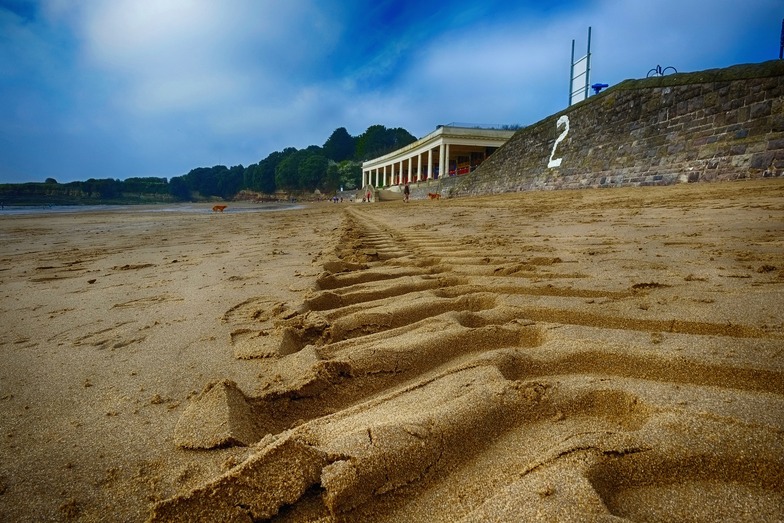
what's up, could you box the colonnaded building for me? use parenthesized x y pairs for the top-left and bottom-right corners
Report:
(361, 124), (516, 189)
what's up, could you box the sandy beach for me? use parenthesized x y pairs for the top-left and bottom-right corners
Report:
(1, 180), (782, 522)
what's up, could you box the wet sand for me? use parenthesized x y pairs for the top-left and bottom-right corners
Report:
(0, 181), (782, 522)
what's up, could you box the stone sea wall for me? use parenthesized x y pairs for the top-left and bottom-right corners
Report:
(447, 60), (784, 198)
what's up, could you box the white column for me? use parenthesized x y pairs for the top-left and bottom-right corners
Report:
(428, 148), (433, 180)
(445, 144), (451, 176)
(438, 144), (445, 179)
(362, 170), (366, 187)
(417, 153), (422, 181)
(382, 165), (387, 187)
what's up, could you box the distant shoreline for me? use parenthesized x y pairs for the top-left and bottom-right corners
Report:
(0, 201), (302, 216)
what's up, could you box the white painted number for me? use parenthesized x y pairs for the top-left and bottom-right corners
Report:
(548, 115), (569, 168)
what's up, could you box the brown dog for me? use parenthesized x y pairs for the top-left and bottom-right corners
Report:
(427, 193), (441, 200)
(212, 205), (227, 212)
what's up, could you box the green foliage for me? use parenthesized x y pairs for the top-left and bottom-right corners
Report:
(354, 124), (385, 160)
(325, 163), (341, 192)
(322, 160), (362, 192)
(83, 178), (122, 199)
(219, 165), (244, 199)
(298, 154), (328, 189)
(354, 125), (416, 161)
(172, 164), (242, 200)
(182, 167), (217, 197)
(255, 158), (277, 194)
(2, 123), (416, 202)
(242, 163), (260, 192)
(273, 148), (330, 192)
(123, 177), (169, 195)
(0, 177), (175, 205)
(244, 149), (293, 195)
(274, 149), (304, 191)
(168, 177), (191, 200)
(323, 127), (356, 162)
(339, 161), (362, 190)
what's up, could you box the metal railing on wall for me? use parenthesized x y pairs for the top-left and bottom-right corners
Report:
(569, 27), (592, 106)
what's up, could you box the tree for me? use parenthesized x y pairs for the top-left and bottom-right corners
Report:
(88, 178), (121, 199)
(354, 124), (387, 161)
(338, 161), (362, 190)
(256, 151), (287, 194)
(323, 127), (355, 162)
(274, 149), (329, 192)
(275, 150), (302, 191)
(325, 163), (341, 192)
(177, 165), (242, 199)
(244, 148), (295, 194)
(169, 176), (191, 200)
(256, 159), (277, 194)
(243, 163), (260, 191)
(123, 177), (168, 195)
(390, 127), (417, 150)
(183, 167), (216, 197)
(298, 153), (328, 190)
(207, 165), (229, 197)
(217, 164), (244, 199)
(354, 125), (417, 160)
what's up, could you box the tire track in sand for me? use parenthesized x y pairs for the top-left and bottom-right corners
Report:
(155, 204), (784, 522)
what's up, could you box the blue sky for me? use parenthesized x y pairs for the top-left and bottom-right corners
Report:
(0, 0), (781, 183)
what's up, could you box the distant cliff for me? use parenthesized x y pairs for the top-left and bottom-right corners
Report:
(446, 60), (784, 197)
(0, 178), (174, 206)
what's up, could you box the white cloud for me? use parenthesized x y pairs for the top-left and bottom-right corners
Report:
(1, 0), (780, 183)
(65, 0), (338, 115)
(588, 0), (782, 81)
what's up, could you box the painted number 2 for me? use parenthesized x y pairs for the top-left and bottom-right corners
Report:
(548, 115), (569, 168)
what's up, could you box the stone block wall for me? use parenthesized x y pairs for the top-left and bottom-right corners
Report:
(451, 60), (784, 198)
(406, 177), (459, 201)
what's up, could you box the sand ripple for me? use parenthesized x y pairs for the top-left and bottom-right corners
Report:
(154, 182), (784, 522)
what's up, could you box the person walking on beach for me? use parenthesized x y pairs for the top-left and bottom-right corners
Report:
(403, 183), (410, 203)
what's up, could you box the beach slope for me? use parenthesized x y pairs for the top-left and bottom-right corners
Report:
(1, 183), (782, 521)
